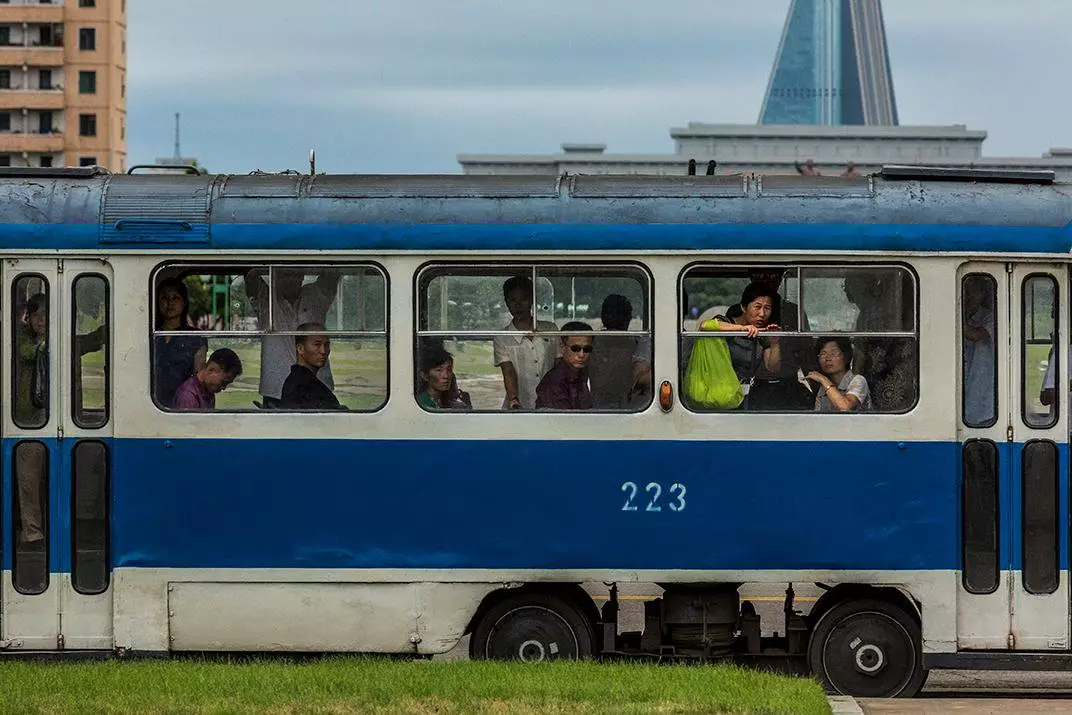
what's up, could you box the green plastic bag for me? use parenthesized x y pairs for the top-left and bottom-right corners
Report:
(684, 334), (744, 410)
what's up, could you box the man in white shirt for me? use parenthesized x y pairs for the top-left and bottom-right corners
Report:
(246, 268), (340, 406)
(492, 275), (558, 410)
(1039, 342), (1071, 408)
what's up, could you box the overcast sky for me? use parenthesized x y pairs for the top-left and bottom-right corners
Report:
(127, 1), (1072, 173)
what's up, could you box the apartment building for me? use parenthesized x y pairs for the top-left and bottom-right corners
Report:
(0, 0), (125, 171)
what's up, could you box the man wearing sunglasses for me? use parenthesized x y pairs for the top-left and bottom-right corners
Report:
(536, 321), (595, 410)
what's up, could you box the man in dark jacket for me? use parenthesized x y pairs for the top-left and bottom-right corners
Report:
(536, 321), (594, 410)
(280, 323), (343, 410)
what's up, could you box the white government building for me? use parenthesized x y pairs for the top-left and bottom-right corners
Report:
(458, 124), (1072, 181)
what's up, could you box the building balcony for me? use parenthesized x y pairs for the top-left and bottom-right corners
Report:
(0, 6), (65, 24)
(0, 131), (64, 153)
(0, 89), (63, 109)
(0, 46), (63, 66)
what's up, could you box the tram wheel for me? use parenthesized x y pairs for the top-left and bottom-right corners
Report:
(469, 593), (593, 661)
(808, 598), (926, 698)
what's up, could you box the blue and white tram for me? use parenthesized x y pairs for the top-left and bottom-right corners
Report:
(0, 166), (1070, 698)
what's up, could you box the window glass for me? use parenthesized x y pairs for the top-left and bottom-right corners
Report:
(152, 264), (387, 412)
(962, 274), (998, 428)
(72, 274), (108, 429)
(416, 264), (652, 412)
(72, 440), (108, 594)
(1023, 275), (1058, 429)
(962, 439), (999, 594)
(13, 441), (48, 595)
(12, 274), (49, 429)
(1022, 439), (1059, 594)
(679, 264), (917, 413)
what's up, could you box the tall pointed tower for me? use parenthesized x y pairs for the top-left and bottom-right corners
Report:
(759, 0), (898, 125)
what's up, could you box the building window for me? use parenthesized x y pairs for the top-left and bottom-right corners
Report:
(0, 27), (11, 46)
(0, 155), (10, 167)
(79, 28), (95, 51)
(79, 156), (97, 167)
(39, 155), (52, 168)
(79, 0), (97, 6)
(79, 113), (96, 137)
(79, 70), (96, 94)
(0, 70), (9, 90)
(38, 110), (52, 135)
(39, 25), (53, 46)
(0, 113), (11, 133)
(38, 69), (51, 91)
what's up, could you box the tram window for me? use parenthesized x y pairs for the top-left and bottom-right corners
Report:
(11, 274), (49, 429)
(961, 439), (999, 594)
(72, 274), (109, 429)
(12, 440), (48, 595)
(416, 264), (652, 411)
(1022, 275), (1058, 429)
(679, 264), (918, 413)
(961, 274), (997, 429)
(72, 440), (109, 595)
(151, 264), (388, 412)
(1022, 439), (1059, 595)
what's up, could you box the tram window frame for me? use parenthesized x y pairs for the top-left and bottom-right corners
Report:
(1021, 273), (1059, 430)
(961, 273), (998, 429)
(413, 261), (654, 413)
(71, 273), (110, 429)
(149, 262), (390, 414)
(677, 262), (920, 414)
(11, 273), (50, 430)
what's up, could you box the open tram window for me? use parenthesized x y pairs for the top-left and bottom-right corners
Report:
(1022, 275), (1058, 429)
(151, 264), (388, 412)
(678, 264), (918, 413)
(415, 263), (652, 412)
(72, 274), (109, 429)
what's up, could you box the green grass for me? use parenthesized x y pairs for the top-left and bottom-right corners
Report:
(0, 658), (830, 715)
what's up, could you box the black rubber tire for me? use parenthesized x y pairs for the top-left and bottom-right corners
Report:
(807, 598), (926, 698)
(469, 592), (594, 661)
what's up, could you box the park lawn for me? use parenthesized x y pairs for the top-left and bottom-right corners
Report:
(0, 658), (831, 715)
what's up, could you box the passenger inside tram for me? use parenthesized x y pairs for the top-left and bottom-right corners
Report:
(417, 345), (472, 410)
(246, 267), (339, 408)
(536, 321), (594, 410)
(844, 271), (916, 412)
(721, 270), (814, 410)
(493, 275), (559, 410)
(279, 324), (343, 410)
(807, 337), (872, 412)
(172, 348), (243, 410)
(699, 282), (783, 397)
(589, 294), (652, 409)
(14, 293), (48, 553)
(962, 275), (996, 424)
(154, 277), (208, 407)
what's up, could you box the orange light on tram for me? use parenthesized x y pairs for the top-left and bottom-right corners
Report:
(659, 380), (674, 412)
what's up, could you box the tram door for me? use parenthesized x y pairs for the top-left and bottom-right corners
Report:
(957, 262), (1069, 651)
(2, 258), (113, 650)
